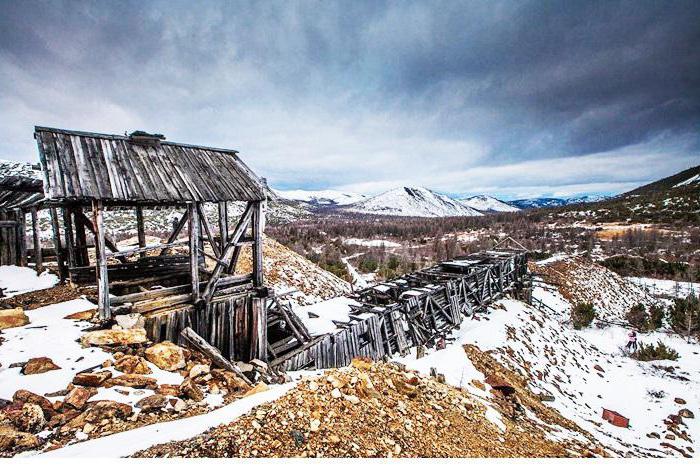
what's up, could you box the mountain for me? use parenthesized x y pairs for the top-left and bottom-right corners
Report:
(510, 195), (610, 210)
(275, 189), (366, 206)
(625, 165), (700, 195)
(343, 186), (483, 218)
(459, 195), (520, 213)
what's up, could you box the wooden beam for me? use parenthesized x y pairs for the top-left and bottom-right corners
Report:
(74, 207), (89, 266)
(250, 296), (267, 362)
(105, 239), (188, 258)
(252, 201), (264, 287)
(30, 207), (42, 272)
(93, 200), (110, 320)
(218, 201), (228, 252)
(188, 203), (201, 302)
(180, 327), (252, 385)
(74, 211), (126, 262)
(200, 202), (254, 305)
(159, 211), (188, 256)
(135, 206), (146, 259)
(49, 207), (66, 281)
(62, 207), (76, 269)
(197, 203), (221, 258)
(15, 209), (27, 267)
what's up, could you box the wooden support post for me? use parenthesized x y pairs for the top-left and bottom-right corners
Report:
(74, 207), (89, 266)
(218, 202), (228, 252)
(252, 201), (264, 288)
(188, 203), (201, 302)
(92, 200), (110, 320)
(30, 207), (42, 272)
(15, 209), (27, 267)
(135, 206), (146, 259)
(62, 207), (76, 270)
(49, 207), (66, 281)
(250, 296), (267, 362)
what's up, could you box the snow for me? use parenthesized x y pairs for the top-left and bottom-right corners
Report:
(275, 189), (366, 206)
(343, 238), (401, 248)
(628, 277), (698, 299)
(344, 186), (484, 218)
(0, 266), (59, 298)
(673, 173), (700, 188)
(35, 383), (294, 458)
(460, 195), (520, 213)
(293, 296), (362, 336)
(341, 254), (369, 289)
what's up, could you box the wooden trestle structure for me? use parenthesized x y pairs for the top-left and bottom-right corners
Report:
(268, 250), (530, 371)
(33, 126), (270, 362)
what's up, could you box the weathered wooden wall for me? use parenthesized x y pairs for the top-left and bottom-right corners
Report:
(0, 210), (26, 267)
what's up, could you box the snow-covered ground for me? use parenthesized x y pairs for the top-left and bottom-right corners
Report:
(628, 277), (698, 299)
(341, 254), (369, 289)
(0, 266), (59, 298)
(344, 186), (483, 218)
(393, 286), (699, 457)
(343, 238), (401, 248)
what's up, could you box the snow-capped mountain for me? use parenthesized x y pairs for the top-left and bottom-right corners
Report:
(275, 189), (367, 206)
(510, 195), (610, 209)
(344, 187), (483, 218)
(459, 195), (520, 213)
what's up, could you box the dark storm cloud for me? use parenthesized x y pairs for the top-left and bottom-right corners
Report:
(0, 0), (698, 198)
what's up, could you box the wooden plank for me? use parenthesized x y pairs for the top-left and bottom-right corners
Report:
(93, 200), (110, 320)
(136, 206), (146, 258)
(49, 207), (66, 280)
(179, 327), (252, 385)
(188, 203), (201, 302)
(252, 201), (264, 287)
(30, 208), (42, 271)
(15, 209), (27, 267)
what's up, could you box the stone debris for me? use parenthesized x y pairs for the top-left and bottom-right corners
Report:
(134, 358), (597, 458)
(80, 328), (148, 347)
(21, 357), (61, 375)
(0, 308), (29, 330)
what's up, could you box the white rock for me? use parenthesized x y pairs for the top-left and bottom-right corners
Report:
(331, 388), (342, 399)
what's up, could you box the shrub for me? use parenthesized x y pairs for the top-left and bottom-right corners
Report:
(571, 302), (596, 330)
(668, 294), (700, 337)
(648, 304), (666, 330)
(626, 303), (648, 330)
(632, 341), (680, 361)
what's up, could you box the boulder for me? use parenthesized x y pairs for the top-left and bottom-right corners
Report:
(135, 394), (167, 412)
(189, 364), (210, 379)
(103, 374), (157, 389)
(21, 357), (61, 375)
(144, 341), (186, 371)
(179, 378), (204, 402)
(155, 384), (181, 397)
(64, 387), (97, 410)
(679, 408), (694, 419)
(12, 390), (55, 419)
(63, 309), (96, 320)
(674, 397), (687, 405)
(114, 355), (152, 375)
(72, 370), (113, 387)
(80, 328), (147, 347)
(0, 308), (29, 330)
(115, 313), (145, 330)
(0, 425), (40, 451)
(212, 369), (251, 394)
(12, 404), (45, 433)
(243, 382), (269, 398)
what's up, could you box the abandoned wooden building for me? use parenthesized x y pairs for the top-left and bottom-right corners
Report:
(33, 126), (269, 362)
(0, 164), (62, 273)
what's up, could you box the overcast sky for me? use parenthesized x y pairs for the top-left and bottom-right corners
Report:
(1, 0), (698, 199)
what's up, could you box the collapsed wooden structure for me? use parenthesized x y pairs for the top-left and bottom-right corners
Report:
(269, 249), (530, 371)
(34, 126), (270, 361)
(0, 166), (61, 272)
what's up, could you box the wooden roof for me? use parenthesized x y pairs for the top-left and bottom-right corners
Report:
(0, 175), (45, 210)
(34, 127), (266, 203)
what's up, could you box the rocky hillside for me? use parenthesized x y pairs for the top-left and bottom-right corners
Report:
(133, 357), (597, 458)
(237, 237), (351, 307)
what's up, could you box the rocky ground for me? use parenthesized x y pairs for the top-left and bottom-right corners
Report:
(133, 357), (599, 458)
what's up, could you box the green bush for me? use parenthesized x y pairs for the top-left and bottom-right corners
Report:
(668, 294), (700, 336)
(571, 302), (596, 330)
(648, 304), (666, 330)
(632, 341), (680, 361)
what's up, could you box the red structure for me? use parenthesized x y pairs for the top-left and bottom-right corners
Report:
(602, 408), (629, 428)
